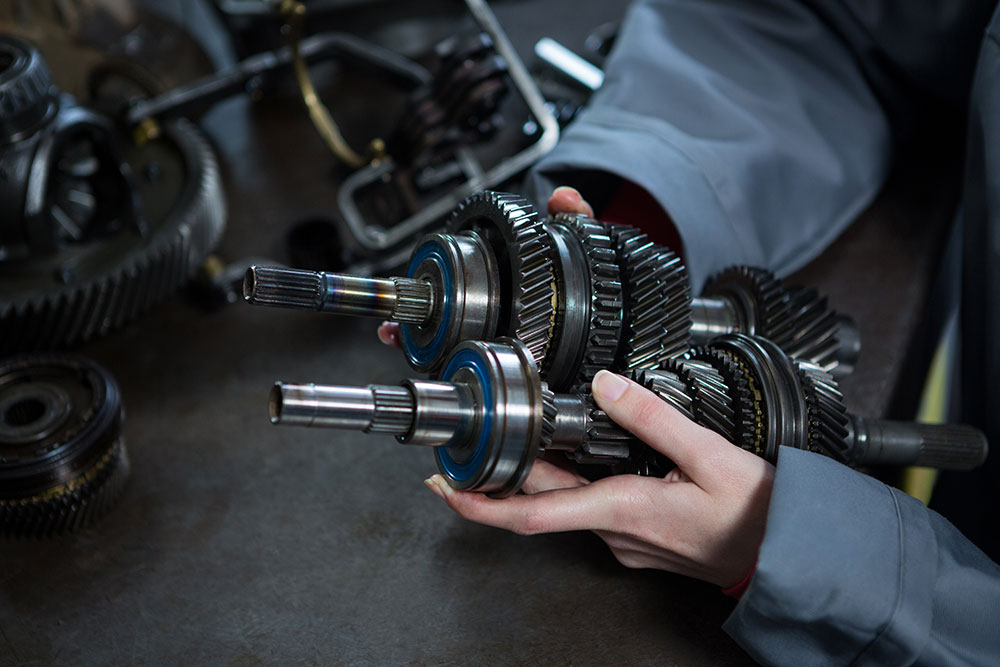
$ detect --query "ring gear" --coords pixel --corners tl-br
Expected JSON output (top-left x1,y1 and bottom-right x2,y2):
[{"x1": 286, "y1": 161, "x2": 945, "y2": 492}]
[
  {"x1": 551, "y1": 213, "x2": 624, "y2": 389},
  {"x1": 0, "y1": 118, "x2": 226, "y2": 354},
  {"x1": 0, "y1": 353, "x2": 129, "y2": 537},
  {"x1": 449, "y1": 191, "x2": 556, "y2": 366},
  {"x1": 607, "y1": 224, "x2": 691, "y2": 370}
]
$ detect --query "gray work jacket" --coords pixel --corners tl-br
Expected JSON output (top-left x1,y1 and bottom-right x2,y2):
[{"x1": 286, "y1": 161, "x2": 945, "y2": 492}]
[{"x1": 528, "y1": 1, "x2": 1000, "y2": 664}]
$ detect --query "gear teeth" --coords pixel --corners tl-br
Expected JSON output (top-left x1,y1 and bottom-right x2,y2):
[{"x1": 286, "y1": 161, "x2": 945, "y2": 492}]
[
  {"x1": 551, "y1": 214, "x2": 624, "y2": 389},
  {"x1": 450, "y1": 192, "x2": 556, "y2": 367},
  {"x1": 672, "y1": 358, "x2": 736, "y2": 442},
  {"x1": 0, "y1": 119, "x2": 226, "y2": 355},
  {"x1": 540, "y1": 383, "x2": 556, "y2": 452},
  {"x1": 781, "y1": 286, "x2": 842, "y2": 372},
  {"x1": 574, "y1": 396, "x2": 634, "y2": 464},
  {"x1": 702, "y1": 267, "x2": 852, "y2": 373},
  {"x1": 795, "y1": 361, "x2": 850, "y2": 462},
  {"x1": 687, "y1": 347, "x2": 757, "y2": 453},
  {"x1": 0, "y1": 438, "x2": 130, "y2": 539},
  {"x1": 632, "y1": 368, "x2": 695, "y2": 422},
  {"x1": 607, "y1": 225, "x2": 692, "y2": 371}
]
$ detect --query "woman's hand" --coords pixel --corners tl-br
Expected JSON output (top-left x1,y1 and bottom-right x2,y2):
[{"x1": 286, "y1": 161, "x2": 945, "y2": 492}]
[{"x1": 424, "y1": 370, "x2": 774, "y2": 588}]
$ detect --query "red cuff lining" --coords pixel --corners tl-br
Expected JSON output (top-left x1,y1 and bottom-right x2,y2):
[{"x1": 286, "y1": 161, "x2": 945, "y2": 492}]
[{"x1": 721, "y1": 563, "x2": 757, "y2": 600}]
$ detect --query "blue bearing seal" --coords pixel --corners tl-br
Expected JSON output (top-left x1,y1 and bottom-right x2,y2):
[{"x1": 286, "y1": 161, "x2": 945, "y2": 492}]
[
  {"x1": 435, "y1": 347, "x2": 494, "y2": 484},
  {"x1": 400, "y1": 238, "x2": 454, "y2": 370}
]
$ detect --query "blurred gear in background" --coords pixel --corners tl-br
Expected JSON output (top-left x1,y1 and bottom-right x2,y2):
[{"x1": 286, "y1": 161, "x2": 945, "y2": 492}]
[
  {"x1": 0, "y1": 19, "x2": 226, "y2": 354},
  {"x1": 0, "y1": 352, "x2": 129, "y2": 537}
]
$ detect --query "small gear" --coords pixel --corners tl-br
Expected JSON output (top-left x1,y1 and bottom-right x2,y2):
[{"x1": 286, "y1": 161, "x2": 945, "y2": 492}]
[
  {"x1": 574, "y1": 396, "x2": 633, "y2": 465},
  {"x1": 551, "y1": 213, "x2": 623, "y2": 389},
  {"x1": 607, "y1": 224, "x2": 691, "y2": 370},
  {"x1": 540, "y1": 382, "x2": 556, "y2": 452},
  {"x1": 0, "y1": 353, "x2": 129, "y2": 537},
  {"x1": 687, "y1": 347, "x2": 758, "y2": 452},
  {"x1": 795, "y1": 360, "x2": 850, "y2": 462},
  {"x1": 449, "y1": 191, "x2": 556, "y2": 366}
]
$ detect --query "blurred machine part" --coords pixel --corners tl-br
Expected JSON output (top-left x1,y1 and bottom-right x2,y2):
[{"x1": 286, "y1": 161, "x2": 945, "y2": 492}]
[
  {"x1": 0, "y1": 352, "x2": 129, "y2": 537},
  {"x1": 265, "y1": 337, "x2": 988, "y2": 497},
  {"x1": 0, "y1": 32, "x2": 226, "y2": 354}
]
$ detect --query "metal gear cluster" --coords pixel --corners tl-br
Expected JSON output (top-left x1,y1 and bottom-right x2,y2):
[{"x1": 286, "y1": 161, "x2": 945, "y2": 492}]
[
  {"x1": 262, "y1": 337, "x2": 988, "y2": 496},
  {"x1": 0, "y1": 353, "x2": 129, "y2": 538},
  {"x1": 245, "y1": 189, "x2": 859, "y2": 394}
]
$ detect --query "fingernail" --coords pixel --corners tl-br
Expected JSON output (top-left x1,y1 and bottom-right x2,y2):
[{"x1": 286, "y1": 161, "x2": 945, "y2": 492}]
[
  {"x1": 424, "y1": 476, "x2": 446, "y2": 500},
  {"x1": 593, "y1": 370, "x2": 629, "y2": 402},
  {"x1": 555, "y1": 185, "x2": 582, "y2": 200}
]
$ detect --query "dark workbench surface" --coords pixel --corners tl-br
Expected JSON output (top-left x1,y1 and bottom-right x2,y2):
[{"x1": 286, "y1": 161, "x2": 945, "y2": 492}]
[{"x1": 0, "y1": 2, "x2": 953, "y2": 664}]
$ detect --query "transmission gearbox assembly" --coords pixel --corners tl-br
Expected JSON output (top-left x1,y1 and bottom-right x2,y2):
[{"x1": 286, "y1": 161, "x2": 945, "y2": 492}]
[
  {"x1": 245, "y1": 190, "x2": 859, "y2": 389},
  {"x1": 266, "y1": 337, "x2": 987, "y2": 497}
]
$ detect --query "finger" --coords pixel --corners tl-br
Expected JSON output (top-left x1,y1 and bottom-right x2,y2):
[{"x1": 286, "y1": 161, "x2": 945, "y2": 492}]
[
  {"x1": 423, "y1": 473, "x2": 645, "y2": 535},
  {"x1": 520, "y1": 459, "x2": 588, "y2": 495},
  {"x1": 377, "y1": 321, "x2": 402, "y2": 348},
  {"x1": 547, "y1": 186, "x2": 595, "y2": 217},
  {"x1": 591, "y1": 370, "x2": 740, "y2": 484}
]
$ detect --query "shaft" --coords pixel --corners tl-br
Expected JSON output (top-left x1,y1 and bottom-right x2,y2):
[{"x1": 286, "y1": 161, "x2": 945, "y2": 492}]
[
  {"x1": 269, "y1": 380, "x2": 477, "y2": 446},
  {"x1": 244, "y1": 265, "x2": 433, "y2": 324},
  {"x1": 850, "y1": 417, "x2": 988, "y2": 471}
]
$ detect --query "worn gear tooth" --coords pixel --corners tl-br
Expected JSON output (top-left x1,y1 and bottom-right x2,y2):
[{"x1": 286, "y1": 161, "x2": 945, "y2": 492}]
[
  {"x1": 794, "y1": 361, "x2": 850, "y2": 462},
  {"x1": 606, "y1": 225, "x2": 692, "y2": 371},
  {"x1": 450, "y1": 191, "x2": 557, "y2": 367},
  {"x1": 0, "y1": 119, "x2": 226, "y2": 355}
]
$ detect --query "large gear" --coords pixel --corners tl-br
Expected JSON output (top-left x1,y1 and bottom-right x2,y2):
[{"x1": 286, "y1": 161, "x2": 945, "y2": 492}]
[
  {"x1": 449, "y1": 191, "x2": 556, "y2": 366},
  {"x1": 795, "y1": 360, "x2": 850, "y2": 462},
  {"x1": 607, "y1": 224, "x2": 691, "y2": 370},
  {"x1": 0, "y1": 353, "x2": 129, "y2": 537},
  {"x1": 550, "y1": 213, "x2": 624, "y2": 389},
  {"x1": 0, "y1": 118, "x2": 226, "y2": 355}
]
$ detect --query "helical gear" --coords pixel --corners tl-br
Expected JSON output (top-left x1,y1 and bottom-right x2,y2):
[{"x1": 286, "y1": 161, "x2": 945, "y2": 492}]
[
  {"x1": 449, "y1": 191, "x2": 556, "y2": 366},
  {"x1": 672, "y1": 358, "x2": 736, "y2": 442},
  {"x1": 781, "y1": 286, "x2": 843, "y2": 373},
  {"x1": 551, "y1": 213, "x2": 624, "y2": 389},
  {"x1": 607, "y1": 225, "x2": 691, "y2": 370},
  {"x1": 795, "y1": 360, "x2": 850, "y2": 462},
  {"x1": 632, "y1": 367, "x2": 695, "y2": 422},
  {"x1": 702, "y1": 266, "x2": 792, "y2": 343},
  {"x1": 687, "y1": 347, "x2": 757, "y2": 453}
]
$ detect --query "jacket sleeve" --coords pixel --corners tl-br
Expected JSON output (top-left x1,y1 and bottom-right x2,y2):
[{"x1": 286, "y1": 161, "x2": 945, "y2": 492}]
[
  {"x1": 723, "y1": 446, "x2": 1000, "y2": 666},
  {"x1": 524, "y1": 0, "x2": 891, "y2": 290}
]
